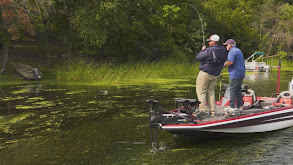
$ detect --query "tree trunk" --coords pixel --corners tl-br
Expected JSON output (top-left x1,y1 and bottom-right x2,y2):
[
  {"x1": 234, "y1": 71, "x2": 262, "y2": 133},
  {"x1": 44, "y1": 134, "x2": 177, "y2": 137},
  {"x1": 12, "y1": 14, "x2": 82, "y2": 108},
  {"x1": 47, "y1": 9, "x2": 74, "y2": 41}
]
[
  {"x1": 267, "y1": 34, "x2": 278, "y2": 56},
  {"x1": 0, "y1": 45, "x2": 8, "y2": 75},
  {"x1": 67, "y1": 1, "x2": 72, "y2": 64},
  {"x1": 42, "y1": 17, "x2": 51, "y2": 67},
  {"x1": 68, "y1": 47, "x2": 72, "y2": 65},
  {"x1": 45, "y1": 28, "x2": 51, "y2": 67}
]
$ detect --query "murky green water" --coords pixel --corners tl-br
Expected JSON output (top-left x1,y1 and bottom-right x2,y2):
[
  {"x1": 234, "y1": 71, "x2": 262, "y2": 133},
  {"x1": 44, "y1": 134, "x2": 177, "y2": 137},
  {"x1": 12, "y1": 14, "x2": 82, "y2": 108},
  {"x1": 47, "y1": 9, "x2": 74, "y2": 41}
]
[{"x1": 0, "y1": 71, "x2": 293, "y2": 164}]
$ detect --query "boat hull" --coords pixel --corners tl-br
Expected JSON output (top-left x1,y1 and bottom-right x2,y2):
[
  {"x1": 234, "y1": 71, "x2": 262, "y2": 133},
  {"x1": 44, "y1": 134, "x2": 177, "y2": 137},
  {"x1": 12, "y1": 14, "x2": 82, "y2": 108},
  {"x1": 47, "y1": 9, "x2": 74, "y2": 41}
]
[
  {"x1": 161, "y1": 107, "x2": 293, "y2": 138},
  {"x1": 15, "y1": 64, "x2": 42, "y2": 80}
]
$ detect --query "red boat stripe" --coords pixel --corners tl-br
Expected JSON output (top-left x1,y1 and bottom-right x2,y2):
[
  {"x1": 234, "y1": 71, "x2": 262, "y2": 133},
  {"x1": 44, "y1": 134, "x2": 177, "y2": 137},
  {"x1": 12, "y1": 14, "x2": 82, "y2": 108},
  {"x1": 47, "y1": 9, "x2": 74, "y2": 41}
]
[{"x1": 163, "y1": 106, "x2": 293, "y2": 128}]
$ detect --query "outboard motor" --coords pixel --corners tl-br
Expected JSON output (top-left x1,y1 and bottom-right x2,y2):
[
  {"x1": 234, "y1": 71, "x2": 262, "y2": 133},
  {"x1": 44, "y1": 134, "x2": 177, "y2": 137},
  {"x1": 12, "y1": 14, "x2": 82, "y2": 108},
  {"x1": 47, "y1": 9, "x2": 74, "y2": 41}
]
[{"x1": 32, "y1": 68, "x2": 41, "y2": 79}]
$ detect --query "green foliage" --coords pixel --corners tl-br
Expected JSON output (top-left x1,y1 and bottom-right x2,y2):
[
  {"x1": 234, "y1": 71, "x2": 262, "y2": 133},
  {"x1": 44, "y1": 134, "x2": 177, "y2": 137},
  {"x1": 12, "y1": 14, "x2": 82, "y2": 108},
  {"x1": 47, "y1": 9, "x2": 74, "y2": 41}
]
[
  {"x1": 268, "y1": 57, "x2": 293, "y2": 69},
  {"x1": 203, "y1": 0, "x2": 259, "y2": 56},
  {"x1": 278, "y1": 51, "x2": 288, "y2": 58},
  {"x1": 252, "y1": 1, "x2": 293, "y2": 56},
  {"x1": 2, "y1": 0, "x2": 293, "y2": 63},
  {"x1": 66, "y1": 0, "x2": 205, "y2": 61}
]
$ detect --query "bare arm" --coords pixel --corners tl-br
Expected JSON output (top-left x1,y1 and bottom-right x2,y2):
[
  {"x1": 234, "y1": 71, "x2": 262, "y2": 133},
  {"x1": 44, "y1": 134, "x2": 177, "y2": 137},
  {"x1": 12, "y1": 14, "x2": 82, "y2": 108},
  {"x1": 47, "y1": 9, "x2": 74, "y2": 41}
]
[{"x1": 224, "y1": 61, "x2": 234, "y2": 67}]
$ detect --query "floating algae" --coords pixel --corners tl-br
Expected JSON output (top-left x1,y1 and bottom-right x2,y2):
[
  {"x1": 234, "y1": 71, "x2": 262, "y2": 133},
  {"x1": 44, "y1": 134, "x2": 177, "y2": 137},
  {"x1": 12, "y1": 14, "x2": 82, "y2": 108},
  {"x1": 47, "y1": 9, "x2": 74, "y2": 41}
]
[
  {"x1": 10, "y1": 88, "x2": 31, "y2": 95},
  {"x1": 26, "y1": 97, "x2": 45, "y2": 103},
  {"x1": 66, "y1": 90, "x2": 86, "y2": 95},
  {"x1": 1, "y1": 96, "x2": 26, "y2": 101},
  {"x1": 87, "y1": 101, "x2": 97, "y2": 104},
  {"x1": 16, "y1": 101, "x2": 55, "y2": 110},
  {"x1": 45, "y1": 89, "x2": 66, "y2": 92}
]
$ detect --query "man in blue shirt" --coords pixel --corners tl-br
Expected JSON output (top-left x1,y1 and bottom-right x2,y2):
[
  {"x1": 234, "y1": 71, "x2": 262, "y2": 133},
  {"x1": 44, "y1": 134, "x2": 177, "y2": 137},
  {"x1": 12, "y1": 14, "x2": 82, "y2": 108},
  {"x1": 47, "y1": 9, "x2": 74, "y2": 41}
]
[
  {"x1": 223, "y1": 39, "x2": 245, "y2": 112},
  {"x1": 195, "y1": 34, "x2": 227, "y2": 117}
]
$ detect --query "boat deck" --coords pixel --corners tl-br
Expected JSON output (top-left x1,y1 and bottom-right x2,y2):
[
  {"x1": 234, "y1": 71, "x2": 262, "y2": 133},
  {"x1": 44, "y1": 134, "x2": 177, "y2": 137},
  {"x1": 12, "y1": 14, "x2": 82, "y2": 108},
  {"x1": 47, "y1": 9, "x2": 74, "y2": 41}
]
[{"x1": 196, "y1": 105, "x2": 270, "y2": 123}]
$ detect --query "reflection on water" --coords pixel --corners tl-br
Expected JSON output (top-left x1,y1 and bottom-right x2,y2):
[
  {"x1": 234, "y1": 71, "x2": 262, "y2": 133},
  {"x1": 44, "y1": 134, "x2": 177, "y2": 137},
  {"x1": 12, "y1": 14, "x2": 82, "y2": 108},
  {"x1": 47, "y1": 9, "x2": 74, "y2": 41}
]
[
  {"x1": 0, "y1": 71, "x2": 293, "y2": 164},
  {"x1": 245, "y1": 72, "x2": 270, "y2": 81},
  {"x1": 243, "y1": 71, "x2": 292, "y2": 96}
]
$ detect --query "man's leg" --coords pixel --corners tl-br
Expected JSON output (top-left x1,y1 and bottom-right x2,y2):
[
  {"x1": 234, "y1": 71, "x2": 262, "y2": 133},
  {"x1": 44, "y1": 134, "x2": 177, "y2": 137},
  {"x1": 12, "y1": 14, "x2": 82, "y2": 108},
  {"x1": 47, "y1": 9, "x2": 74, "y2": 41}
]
[
  {"x1": 207, "y1": 75, "x2": 218, "y2": 115},
  {"x1": 229, "y1": 79, "x2": 237, "y2": 108},
  {"x1": 196, "y1": 71, "x2": 210, "y2": 113},
  {"x1": 236, "y1": 78, "x2": 244, "y2": 108}
]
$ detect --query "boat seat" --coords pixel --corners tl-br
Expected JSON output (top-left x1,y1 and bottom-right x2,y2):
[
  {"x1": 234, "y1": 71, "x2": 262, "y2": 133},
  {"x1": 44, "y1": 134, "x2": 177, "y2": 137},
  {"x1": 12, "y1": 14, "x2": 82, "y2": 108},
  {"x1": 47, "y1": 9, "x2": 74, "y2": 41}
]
[
  {"x1": 274, "y1": 91, "x2": 293, "y2": 105},
  {"x1": 243, "y1": 89, "x2": 257, "y2": 107}
]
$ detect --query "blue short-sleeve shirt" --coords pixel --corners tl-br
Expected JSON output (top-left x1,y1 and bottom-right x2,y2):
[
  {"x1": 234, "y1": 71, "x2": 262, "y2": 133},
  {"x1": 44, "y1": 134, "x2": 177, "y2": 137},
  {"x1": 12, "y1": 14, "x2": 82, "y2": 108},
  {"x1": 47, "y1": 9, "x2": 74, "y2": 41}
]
[{"x1": 227, "y1": 46, "x2": 245, "y2": 79}]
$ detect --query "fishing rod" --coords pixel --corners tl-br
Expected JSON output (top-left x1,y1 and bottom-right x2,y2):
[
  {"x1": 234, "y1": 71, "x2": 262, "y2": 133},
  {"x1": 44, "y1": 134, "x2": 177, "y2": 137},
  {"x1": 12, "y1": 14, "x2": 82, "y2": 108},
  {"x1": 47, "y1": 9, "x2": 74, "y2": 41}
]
[
  {"x1": 180, "y1": 3, "x2": 205, "y2": 46},
  {"x1": 219, "y1": 71, "x2": 223, "y2": 100},
  {"x1": 277, "y1": 57, "x2": 281, "y2": 93}
]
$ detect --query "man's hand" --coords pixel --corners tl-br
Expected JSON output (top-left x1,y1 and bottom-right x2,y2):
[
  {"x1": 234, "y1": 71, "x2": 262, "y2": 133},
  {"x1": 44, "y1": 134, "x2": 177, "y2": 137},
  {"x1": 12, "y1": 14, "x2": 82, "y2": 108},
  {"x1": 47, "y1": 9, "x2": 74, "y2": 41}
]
[{"x1": 202, "y1": 45, "x2": 206, "y2": 51}]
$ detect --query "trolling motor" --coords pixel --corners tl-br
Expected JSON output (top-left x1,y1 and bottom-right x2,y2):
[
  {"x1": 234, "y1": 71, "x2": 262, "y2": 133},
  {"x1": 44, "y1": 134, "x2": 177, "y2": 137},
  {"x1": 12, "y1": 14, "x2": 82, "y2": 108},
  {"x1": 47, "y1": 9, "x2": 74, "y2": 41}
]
[
  {"x1": 146, "y1": 98, "x2": 201, "y2": 150},
  {"x1": 146, "y1": 99, "x2": 160, "y2": 150}
]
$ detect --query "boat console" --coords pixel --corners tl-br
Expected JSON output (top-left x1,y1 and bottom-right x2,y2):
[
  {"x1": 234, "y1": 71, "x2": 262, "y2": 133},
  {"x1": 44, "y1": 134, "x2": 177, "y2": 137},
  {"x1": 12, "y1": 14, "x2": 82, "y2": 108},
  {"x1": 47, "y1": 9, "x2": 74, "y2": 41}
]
[{"x1": 173, "y1": 98, "x2": 201, "y2": 114}]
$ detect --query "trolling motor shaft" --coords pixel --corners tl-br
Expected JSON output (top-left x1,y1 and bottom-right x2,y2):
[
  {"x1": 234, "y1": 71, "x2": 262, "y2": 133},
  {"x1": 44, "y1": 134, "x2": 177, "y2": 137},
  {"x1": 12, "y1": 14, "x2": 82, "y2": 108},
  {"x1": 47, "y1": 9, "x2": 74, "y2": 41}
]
[{"x1": 146, "y1": 99, "x2": 160, "y2": 150}]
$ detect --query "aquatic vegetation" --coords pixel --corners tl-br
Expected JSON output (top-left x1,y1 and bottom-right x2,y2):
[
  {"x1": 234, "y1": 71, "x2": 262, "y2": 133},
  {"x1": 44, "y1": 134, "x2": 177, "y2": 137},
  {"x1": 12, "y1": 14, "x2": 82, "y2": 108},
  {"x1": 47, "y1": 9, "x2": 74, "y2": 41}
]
[
  {"x1": 133, "y1": 113, "x2": 148, "y2": 118},
  {"x1": 1, "y1": 96, "x2": 26, "y2": 101},
  {"x1": 45, "y1": 89, "x2": 66, "y2": 92},
  {"x1": 25, "y1": 97, "x2": 45, "y2": 103},
  {"x1": 16, "y1": 101, "x2": 55, "y2": 109},
  {"x1": 10, "y1": 88, "x2": 31, "y2": 94},
  {"x1": 87, "y1": 101, "x2": 97, "y2": 104},
  {"x1": 15, "y1": 105, "x2": 37, "y2": 110},
  {"x1": 56, "y1": 59, "x2": 199, "y2": 84},
  {"x1": 33, "y1": 101, "x2": 55, "y2": 107},
  {"x1": 66, "y1": 89, "x2": 86, "y2": 95},
  {"x1": 8, "y1": 113, "x2": 37, "y2": 123},
  {"x1": 0, "y1": 112, "x2": 37, "y2": 135},
  {"x1": 112, "y1": 96, "x2": 124, "y2": 98}
]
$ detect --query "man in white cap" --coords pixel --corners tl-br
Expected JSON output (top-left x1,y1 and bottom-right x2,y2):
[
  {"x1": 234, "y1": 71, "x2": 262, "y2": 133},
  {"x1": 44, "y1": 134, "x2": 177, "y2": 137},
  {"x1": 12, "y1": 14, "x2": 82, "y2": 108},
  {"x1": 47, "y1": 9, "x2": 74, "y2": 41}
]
[
  {"x1": 223, "y1": 39, "x2": 245, "y2": 112},
  {"x1": 195, "y1": 34, "x2": 227, "y2": 117}
]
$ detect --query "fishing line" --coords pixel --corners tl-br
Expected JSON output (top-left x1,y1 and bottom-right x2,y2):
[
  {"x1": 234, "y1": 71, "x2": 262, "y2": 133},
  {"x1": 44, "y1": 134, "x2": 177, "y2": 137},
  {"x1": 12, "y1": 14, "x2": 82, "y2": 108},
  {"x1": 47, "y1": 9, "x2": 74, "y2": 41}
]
[{"x1": 180, "y1": 3, "x2": 205, "y2": 46}]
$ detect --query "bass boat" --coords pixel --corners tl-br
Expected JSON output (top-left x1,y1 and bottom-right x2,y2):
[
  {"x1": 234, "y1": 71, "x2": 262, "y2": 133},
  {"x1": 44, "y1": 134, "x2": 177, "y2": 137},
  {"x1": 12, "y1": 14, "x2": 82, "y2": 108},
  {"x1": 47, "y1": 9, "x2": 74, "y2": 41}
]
[{"x1": 147, "y1": 77, "x2": 293, "y2": 143}]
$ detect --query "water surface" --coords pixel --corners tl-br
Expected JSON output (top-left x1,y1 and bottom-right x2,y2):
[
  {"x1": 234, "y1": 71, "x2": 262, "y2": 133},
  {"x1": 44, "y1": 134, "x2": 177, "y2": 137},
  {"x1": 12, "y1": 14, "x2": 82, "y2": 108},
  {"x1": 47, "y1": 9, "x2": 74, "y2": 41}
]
[{"x1": 0, "y1": 71, "x2": 293, "y2": 164}]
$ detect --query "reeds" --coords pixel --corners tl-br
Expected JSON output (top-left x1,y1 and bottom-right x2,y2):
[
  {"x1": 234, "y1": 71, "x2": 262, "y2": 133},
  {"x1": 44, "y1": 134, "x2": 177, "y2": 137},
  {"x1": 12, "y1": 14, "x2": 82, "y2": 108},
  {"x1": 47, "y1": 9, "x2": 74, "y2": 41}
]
[{"x1": 56, "y1": 59, "x2": 199, "y2": 84}]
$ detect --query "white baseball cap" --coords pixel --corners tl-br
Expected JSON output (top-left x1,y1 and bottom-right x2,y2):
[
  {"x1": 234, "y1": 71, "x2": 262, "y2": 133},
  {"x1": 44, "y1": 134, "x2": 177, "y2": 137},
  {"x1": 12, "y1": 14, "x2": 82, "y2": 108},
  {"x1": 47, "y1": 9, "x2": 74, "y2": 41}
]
[{"x1": 206, "y1": 34, "x2": 220, "y2": 42}]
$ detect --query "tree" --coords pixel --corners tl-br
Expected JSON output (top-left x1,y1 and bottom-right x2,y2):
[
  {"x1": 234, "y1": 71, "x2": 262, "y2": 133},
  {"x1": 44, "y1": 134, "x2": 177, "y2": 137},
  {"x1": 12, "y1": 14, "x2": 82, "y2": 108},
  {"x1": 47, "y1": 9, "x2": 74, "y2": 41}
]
[
  {"x1": 0, "y1": 0, "x2": 35, "y2": 74},
  {"x1": 30, "y1": 0, "x2": 54, "y2": 66},
  {"x1": 252, "y1": 1, "x2": 293, "y2": 56},
  {"x1": 203, "y1": 0, "x2": 260, "y2": 57},
  {"x1": 68, "y1": 0, "x2": 204, "y2": 62},
  {"x1": 0, "y1": 0, "x2": 53, "y2": 74}
]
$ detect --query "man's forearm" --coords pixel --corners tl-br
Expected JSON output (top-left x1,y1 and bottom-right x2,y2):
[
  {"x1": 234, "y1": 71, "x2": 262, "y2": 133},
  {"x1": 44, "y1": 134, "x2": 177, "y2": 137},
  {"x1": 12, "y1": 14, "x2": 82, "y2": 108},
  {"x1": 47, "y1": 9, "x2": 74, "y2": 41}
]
[{"x1": 224, "y1": 61, "x2": 234, "y2": 67}]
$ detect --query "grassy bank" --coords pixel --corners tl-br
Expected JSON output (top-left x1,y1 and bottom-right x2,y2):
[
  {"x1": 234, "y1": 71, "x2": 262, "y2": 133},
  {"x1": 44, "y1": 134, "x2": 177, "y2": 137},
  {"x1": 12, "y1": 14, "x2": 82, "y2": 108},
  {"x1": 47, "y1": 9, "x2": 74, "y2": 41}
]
[
  {"x1": 55, "y1": 57, "x2": 293, "y2": 84},
  {"x1": 1, "y1": 57, "x2": 292, "y2": 85},
  {"x1": 266, "y1": 58, "x2": 293, "y2": 70},
  {"x1": 56, "y1": 60, "x2": 199, "y2": 84}
]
